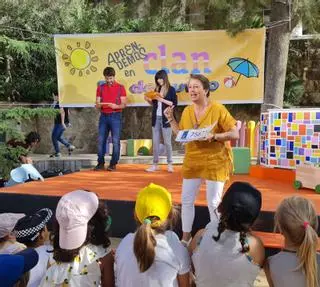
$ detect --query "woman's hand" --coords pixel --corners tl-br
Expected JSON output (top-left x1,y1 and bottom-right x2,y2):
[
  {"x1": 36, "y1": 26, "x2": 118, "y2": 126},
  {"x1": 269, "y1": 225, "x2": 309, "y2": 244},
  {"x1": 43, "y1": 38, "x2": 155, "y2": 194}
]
[{"x1": 205, "y1": 133, "x2": 215, "y2": 142}]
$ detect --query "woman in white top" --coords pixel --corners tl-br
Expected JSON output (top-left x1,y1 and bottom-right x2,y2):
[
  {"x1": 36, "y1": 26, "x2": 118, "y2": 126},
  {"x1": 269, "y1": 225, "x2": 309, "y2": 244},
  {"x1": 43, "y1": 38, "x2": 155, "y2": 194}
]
[
  {"x1": 115, "y1": 183, "x2": 191, "y2": 287},
  {"x1": 265, "y1": 196, "x2": 320, "y2": 287},
  {"x1": 144, "y1": 70, "x2": 177, "y2": 173},
  {"x1": 190, "y1": 181, "x2": 265, "y2": 287},
  {"x1": 40, "y1": 190, "x2": 114, "y2": 287}
]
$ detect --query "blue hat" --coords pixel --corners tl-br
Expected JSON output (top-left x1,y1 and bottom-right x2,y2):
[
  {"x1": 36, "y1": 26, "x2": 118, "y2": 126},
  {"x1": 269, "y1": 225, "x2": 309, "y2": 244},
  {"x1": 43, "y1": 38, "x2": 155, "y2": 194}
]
[{"x1": 0, "y1": 248, "x2": 39, "y2": 287}]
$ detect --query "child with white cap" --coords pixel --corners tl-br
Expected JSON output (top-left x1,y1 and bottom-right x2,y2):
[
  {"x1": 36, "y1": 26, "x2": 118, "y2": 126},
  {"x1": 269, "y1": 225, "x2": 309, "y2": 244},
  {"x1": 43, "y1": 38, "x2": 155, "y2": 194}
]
[
  {"x1": 40, "y1": 190, "x2": 114, "y2": 287},
  {"x1": 115, "y1": 183, "x2": 191, "y2": 287},
  {"x1": 0, "y1": 213, "x2": 26, "y2": 254}
]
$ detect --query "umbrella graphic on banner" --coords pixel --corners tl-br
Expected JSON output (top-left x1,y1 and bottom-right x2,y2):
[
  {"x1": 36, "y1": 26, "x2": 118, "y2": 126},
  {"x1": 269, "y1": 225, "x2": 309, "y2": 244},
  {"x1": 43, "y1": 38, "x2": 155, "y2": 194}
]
[{"x1": 227, "y1": 57, "x2": 259, "y2": 86}]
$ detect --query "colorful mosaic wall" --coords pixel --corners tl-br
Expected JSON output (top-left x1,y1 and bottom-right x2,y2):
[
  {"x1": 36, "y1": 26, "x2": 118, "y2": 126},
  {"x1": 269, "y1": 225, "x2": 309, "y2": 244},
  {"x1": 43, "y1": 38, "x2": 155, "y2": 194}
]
[{"x1": 260, "y1": 109, "x2": 320, "y2": 169}]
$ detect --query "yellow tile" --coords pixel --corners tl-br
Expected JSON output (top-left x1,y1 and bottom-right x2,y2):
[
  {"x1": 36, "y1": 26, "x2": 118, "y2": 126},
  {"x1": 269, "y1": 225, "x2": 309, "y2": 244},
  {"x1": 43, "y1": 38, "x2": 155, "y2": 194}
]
[
  {"x1": 296, "y1": 112, "x2": 303, "y2": 120},
  {"x1": 274, "y1": 119, "x2": 281, "y2": 126}
]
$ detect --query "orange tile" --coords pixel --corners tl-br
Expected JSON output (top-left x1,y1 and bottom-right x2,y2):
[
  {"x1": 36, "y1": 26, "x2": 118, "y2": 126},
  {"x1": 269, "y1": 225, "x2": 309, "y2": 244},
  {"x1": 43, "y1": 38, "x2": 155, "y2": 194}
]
[
  {"x1": 304, "y1": 112, "x2": 310, "y2": 120},
  {"x1": 299, "y1": 125, "x2": 306, "y2": 136}
]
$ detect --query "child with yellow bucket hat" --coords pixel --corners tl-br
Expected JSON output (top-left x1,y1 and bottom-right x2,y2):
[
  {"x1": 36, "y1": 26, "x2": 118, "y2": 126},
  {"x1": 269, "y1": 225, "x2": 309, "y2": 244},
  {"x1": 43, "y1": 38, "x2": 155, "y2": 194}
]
[{"x1": 115, "y1": 183, "x2": 191, "y2": 287}]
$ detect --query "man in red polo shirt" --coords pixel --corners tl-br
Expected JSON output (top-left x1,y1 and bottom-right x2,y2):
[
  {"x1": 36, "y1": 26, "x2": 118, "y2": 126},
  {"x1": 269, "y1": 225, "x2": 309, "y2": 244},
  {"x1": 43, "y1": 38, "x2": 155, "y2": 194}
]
[{"x1": 94, "y1": 67, "x2": 127, "y2": 171}]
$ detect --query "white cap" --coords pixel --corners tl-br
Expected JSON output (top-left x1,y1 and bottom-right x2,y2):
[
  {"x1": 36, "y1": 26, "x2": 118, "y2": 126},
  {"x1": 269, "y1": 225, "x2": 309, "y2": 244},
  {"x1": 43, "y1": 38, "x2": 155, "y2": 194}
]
[
  {"x1": 0, "y1": 213, "x2": 25, "y2": 238},
  {"x1": 56, "y1": 190, "x2": 99, "y2": 250}
]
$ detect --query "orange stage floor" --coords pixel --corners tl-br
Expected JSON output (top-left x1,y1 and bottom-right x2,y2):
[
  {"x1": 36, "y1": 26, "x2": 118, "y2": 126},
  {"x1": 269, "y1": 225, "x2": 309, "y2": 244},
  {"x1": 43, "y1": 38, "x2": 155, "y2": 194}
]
[{"x1": 1, "y1": 164, "x2": 319, "y2": 213}]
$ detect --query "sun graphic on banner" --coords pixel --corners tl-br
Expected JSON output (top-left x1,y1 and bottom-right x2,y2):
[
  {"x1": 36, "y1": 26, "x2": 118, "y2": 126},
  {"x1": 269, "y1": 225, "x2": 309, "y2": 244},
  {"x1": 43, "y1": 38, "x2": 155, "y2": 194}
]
[{"x1": 62, "y1": 41, "x2": 98, "y2": 76}]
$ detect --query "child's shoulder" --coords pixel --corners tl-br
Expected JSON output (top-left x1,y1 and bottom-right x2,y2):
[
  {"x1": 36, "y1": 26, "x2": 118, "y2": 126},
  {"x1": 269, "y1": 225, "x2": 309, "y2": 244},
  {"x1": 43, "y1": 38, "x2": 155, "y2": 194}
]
[{"x1": 247, "y1": 234, "x2": 265, "y2": 267}]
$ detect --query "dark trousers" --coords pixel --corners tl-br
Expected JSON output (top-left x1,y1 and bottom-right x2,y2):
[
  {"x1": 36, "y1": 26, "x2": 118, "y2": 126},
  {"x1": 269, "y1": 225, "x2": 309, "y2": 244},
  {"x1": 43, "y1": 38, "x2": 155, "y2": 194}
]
[{"x1": 97, "y1": 112, "x2": 122, "y2": 166}]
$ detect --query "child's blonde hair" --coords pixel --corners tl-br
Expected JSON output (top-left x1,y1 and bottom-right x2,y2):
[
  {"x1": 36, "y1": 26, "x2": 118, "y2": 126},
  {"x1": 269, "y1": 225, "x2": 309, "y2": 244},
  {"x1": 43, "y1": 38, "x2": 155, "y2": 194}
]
[
  {"x1": 133, "y1": 206, "x2": 180, "y2": 272},
  {"x1": 275, "y1": 196, "x2": 318, "y2": 287}
]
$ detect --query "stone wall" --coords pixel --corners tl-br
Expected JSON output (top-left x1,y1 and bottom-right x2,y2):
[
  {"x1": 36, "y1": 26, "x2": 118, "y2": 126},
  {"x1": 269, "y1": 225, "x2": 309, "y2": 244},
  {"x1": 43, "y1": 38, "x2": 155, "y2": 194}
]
[{"x1": 21, "y1": 104, "x2": 261, "y2": 154}]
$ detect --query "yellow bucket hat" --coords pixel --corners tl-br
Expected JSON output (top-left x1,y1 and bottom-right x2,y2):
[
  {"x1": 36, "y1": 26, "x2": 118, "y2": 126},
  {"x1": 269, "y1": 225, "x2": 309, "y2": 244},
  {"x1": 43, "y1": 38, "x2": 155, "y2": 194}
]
[{"x1": 135, "y1": 183, "x2": 172, "y2": 227}]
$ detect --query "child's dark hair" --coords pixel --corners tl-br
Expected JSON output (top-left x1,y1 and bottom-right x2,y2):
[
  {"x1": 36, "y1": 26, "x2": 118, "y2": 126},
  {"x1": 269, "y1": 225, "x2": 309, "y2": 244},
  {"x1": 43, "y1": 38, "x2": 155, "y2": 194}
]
[
  {"x1": 53, "y1": 201, "x2": 111, "y2": 262},
  {"x1": 212, "y1": 182, "x2": 262, "y2": 253},
  {"x1": 133, "y1": 205, "x2": 180, "y2": 273},
  {"x1": 25, "y1": 132, "x2": 41, "y2": 145},
  {"x1": 103, "y1": 67, "x2": 115, "y2": 77},
  {"x1": 212, "y1": 210, "x2": 250, "y2": 253}
]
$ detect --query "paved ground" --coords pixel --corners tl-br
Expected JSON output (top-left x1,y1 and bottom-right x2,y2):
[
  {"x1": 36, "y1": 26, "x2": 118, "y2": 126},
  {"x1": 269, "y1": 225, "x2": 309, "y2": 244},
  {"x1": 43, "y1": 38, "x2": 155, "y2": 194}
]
[{"x1": 110, "y1": 238, "x2": 269, "y2": 286}]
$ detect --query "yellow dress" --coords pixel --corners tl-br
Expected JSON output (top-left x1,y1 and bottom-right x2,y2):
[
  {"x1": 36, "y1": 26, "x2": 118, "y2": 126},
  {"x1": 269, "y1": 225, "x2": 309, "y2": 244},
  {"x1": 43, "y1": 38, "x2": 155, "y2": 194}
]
[{"x1": 179, "y1": 101, "x2": 236, "y2": 181}]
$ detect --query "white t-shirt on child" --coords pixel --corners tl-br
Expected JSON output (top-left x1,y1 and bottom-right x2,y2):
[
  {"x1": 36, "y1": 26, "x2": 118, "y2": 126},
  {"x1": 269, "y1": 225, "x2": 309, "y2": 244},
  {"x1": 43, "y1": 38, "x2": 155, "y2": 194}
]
[
  {"x1": 115, "y1": 230, "x2": 190, "y2": 287},
  {"x1": 27, "y1": 244, "x2": 52, "y2": 287},
  {"x1": 192, "y1": 217, "x2": 261, "y2": 287}
]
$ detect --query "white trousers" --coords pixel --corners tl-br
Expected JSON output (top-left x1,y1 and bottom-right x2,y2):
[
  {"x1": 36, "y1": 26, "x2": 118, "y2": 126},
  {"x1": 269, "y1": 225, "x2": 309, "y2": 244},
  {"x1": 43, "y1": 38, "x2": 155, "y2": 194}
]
[{"x1": 181, "y1": 178, "x2": 225, "y2": 233}]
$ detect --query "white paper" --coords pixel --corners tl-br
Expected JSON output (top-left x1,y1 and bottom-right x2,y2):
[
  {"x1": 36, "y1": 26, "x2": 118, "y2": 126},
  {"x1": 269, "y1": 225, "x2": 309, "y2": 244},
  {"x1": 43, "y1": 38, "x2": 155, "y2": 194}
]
[{"x1": 175, "y1": 123, "x2": 216, "y2": 143}]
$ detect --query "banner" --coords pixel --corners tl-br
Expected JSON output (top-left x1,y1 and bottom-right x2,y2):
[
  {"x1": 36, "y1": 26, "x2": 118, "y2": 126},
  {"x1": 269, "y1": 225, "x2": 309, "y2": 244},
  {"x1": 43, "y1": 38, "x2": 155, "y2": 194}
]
[{"x1": 54, "y1": 28, "x2": 265, "y2": 107}]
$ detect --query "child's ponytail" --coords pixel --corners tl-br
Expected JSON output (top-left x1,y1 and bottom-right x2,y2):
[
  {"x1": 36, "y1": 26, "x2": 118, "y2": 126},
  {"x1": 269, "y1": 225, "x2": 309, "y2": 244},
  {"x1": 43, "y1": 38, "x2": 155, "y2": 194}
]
[
  {"x1": 133, "y1": 218, "x2": 156, "y2": 272},
  {"x1": 297, "y1": 222, "x2": 318, "y2": 287},
  {"x1": 275, "y1": 196, "x2": 319, "y2": 287}
]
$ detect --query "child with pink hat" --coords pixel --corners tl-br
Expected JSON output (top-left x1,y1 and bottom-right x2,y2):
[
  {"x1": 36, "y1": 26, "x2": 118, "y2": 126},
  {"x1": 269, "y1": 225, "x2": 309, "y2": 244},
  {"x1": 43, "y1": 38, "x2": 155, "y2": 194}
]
[{"x1": 40, "y1": 190, "x2": 114, "y2": 287}]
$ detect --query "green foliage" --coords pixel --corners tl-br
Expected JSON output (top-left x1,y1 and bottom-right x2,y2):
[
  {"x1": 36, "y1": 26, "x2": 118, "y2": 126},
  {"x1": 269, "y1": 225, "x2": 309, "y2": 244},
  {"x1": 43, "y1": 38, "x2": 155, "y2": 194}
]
[
  {"x1": 187, "y1": 0, "x2": 268, "y2": 34},
  {"x1": 0, "y1": 107, "x2": 58, "y2": 180},
  {"x1": 284, "y1": 73, "x2": 305, "y2": 105},
  {"x1": 0, "y1": 0, "x2": 192, "y2": 103}
]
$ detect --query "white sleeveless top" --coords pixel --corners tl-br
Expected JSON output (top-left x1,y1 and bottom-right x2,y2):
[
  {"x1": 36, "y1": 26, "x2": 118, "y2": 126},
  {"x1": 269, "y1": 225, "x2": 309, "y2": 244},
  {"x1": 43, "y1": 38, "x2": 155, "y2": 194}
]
[
  {"x1": 192, "y1": 219, "x2": 260, "y2": 287},
  {"x1": 268, "y1": 251, "x2": 320, "y2": 287},
  {"x1": 115, "y1": 230, "x2": 190, "y2": 287}
]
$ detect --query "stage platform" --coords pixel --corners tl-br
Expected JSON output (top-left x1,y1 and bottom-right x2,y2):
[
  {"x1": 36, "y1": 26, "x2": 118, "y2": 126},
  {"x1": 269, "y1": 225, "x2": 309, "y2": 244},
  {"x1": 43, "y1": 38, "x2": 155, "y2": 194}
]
[{"x1": 0, "y1": 164, "x2": 319, "y2": 252}]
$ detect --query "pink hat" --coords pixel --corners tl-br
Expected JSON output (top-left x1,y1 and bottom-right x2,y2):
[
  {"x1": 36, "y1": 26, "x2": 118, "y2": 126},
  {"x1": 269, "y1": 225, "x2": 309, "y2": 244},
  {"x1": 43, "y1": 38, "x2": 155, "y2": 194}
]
[
  {"x1": 56, "y1": 190, "x2": 99, "y2": 250},
  {"x1": 0, "y1": 213, "x2": 25, "y2": 239}
]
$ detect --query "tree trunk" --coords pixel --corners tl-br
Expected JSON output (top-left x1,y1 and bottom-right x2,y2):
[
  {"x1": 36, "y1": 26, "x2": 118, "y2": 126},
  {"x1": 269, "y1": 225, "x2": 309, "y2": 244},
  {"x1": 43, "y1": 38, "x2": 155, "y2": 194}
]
[
  {"x1": 179, "y1": 0, "x2": 187, "y2": 22},
  {"x1": 262, "y1": 0, "x2": 291, "y2": 112}
]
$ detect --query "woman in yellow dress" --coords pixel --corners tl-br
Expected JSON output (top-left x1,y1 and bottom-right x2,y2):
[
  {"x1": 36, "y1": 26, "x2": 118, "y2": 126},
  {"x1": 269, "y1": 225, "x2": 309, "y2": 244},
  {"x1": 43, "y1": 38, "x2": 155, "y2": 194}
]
[{"x1": 164, "y1": 74, "x2": 239, "y2": 245}]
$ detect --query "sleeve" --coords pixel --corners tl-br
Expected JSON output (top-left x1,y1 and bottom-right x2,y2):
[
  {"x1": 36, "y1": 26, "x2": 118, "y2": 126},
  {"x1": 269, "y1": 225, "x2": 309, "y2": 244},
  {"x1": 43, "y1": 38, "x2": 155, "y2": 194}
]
[
  {"x1": 169, "y1": 232, "x2": 191, "y2": 275},
  {"x1": 96, "y1": 85, "x2": 102, "y2": 99},
  {"x1": 218, "y1": 104, "x2": 237, "y2": 132},
  {"x1": 120, "y1": 85, "x2": 127, "y2": 97},
  {"x1": 170, "y1": 86, "x2": 177, "y2": 107}
]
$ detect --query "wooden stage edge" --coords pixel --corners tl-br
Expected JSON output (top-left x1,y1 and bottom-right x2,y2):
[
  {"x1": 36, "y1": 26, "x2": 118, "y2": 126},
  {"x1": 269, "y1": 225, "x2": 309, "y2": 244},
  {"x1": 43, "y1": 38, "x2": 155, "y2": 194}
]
[{"x1": 1, "y1": 164, "x2": 319, "y2": 214}]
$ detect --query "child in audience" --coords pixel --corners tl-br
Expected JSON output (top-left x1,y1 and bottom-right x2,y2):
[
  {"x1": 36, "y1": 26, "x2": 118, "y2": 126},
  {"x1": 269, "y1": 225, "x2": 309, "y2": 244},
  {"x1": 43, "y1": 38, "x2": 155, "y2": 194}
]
[
  {"x1": 0, "y1": 213, "x2": 26, "y2": 254},
  {"x1": 40, "y1": 190, "x2": 114, "y2": 287},
  {"x1": 190, "y1": 181, "x2": 265, "y2": 287},
  {"x1": 14, "y1": 208, "x2": 53, "y2": 287},
  {"x1": 115, "y1": 183, "x2": 191, "y2": 287},
  {"x1": 265, "y1": 196, "x2": 320, "y2": 287},
  {"x1": 0, "y1": 248, "x2": 39, "y2": 287}
]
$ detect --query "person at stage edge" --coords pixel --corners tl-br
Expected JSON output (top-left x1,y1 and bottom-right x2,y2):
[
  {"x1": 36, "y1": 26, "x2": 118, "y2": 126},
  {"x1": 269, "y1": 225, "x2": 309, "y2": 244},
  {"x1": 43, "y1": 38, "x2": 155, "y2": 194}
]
[
  {"x1": 50, "y1": 93, "x2": 75, "y2": 158},
  {"x1": 164, "y1": 74, "x2": 239, "y2": 246},
  {"x1": 145, "y1": 70, "x2": 177, "y2": 173},
  {"x1": 94, "y1": 67, "x2": 127, "y2": 172}
]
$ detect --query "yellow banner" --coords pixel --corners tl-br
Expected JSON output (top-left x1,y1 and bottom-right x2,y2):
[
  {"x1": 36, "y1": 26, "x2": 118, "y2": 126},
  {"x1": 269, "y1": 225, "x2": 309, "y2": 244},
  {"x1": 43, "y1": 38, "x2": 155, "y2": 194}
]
[{"x1": 54, "y1": 29, "x2": 265, "y2": 107}]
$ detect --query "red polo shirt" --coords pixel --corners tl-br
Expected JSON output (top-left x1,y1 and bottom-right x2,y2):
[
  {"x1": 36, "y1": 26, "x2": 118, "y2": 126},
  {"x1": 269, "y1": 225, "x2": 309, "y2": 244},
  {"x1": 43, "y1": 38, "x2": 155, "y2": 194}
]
[{"x1": 96, "y1": 82, "x2": 127, "y2": 114}]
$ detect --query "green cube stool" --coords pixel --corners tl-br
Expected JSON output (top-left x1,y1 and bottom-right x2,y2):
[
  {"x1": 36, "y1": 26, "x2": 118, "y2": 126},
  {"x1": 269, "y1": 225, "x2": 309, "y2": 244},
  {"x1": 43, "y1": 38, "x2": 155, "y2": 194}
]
[{"x1": 232, "y1": 147, "x2": 251, "y2": 174}]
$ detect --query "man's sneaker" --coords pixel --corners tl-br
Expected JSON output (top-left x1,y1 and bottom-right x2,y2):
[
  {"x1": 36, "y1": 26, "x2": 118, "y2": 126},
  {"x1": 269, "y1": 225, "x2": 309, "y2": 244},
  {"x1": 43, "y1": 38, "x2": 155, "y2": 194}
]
[
  {"x1": 107, "y1": 165, "x2": 116, "y2": 171},
  {"x1": 145, "y1": 165, "x2": 159, "y2": 172},
  {"x1": 94, "y1": 163, "x2": 105, "y2": 171},
  {"x1": 68, "y1": 145, "x2": 76, "y2": 151},
  {"x1": 49, "y1": 152, "x2": 61, "y2": 158},
  {"x1": 167, "y1": 164, "x2": 174, "y2": 173},
  {"x1": 68, "y1": 145, "x2": 76, "y2": 155}
]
